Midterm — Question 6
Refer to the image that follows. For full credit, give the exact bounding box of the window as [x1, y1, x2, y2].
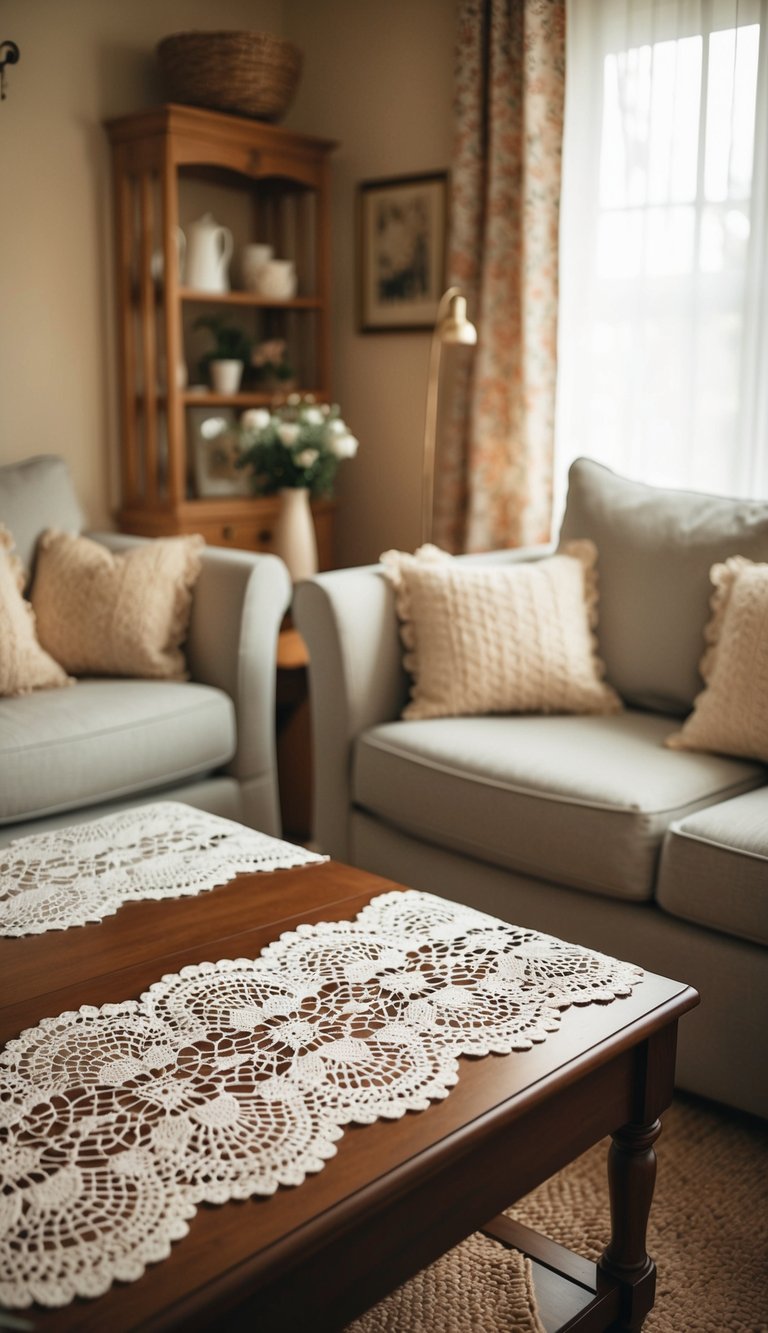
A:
[554, 0, 767, 518]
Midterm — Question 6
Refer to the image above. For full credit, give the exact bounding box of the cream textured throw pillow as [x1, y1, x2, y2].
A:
[0, 526, 72, 696]
[380, 541, 621, 720]
[667, 557, 768, 761]
[32, 532, 204, 680]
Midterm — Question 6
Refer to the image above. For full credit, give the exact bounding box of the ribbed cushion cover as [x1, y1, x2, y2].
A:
[667, 558, 768, 762]
[558, 459, 768, 714]
[32, 531, 203, 680]
[657, 789, 768, 947]
[0, 679, 236, 823]
[381, 540, 620, 720]
[352, 711, 764, 901]
[0, 529, 71, 697]
[0, 455, 83, 579]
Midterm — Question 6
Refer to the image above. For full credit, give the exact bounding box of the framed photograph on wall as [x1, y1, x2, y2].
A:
[188, 408, 251, 498]
[357, 171, 448, 332]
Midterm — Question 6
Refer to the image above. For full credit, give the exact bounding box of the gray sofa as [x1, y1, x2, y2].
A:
[0, 455, 291, 844]
[295, 459, 768, 1118]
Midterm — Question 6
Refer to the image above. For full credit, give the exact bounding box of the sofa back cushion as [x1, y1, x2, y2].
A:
[0, 455, 83, 580]
[558, 459, 768, 714]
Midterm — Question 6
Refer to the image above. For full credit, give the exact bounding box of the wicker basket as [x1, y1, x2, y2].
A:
[157, 31, 303, 122]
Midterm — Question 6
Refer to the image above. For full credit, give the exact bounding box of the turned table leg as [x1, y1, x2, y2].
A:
[597, 1118, 662, 1331]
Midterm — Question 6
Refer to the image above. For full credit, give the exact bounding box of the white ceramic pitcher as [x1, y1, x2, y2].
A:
[182, 214, 233, 292]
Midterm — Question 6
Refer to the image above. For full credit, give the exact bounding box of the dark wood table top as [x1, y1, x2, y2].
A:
[0, 860, 699, 1332]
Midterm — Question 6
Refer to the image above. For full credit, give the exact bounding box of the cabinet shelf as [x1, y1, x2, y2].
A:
[180, 289, 323, 310]
[183, 389, 328, 408]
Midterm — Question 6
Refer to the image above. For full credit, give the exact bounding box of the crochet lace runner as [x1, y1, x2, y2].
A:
[0, 802, 327, 937]
[0, 889, 643, 1309]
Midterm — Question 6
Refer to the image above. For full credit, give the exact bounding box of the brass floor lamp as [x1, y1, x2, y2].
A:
[421, 286, 477, 545]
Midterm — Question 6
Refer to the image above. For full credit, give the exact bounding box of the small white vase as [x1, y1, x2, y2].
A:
[257, 259, 298, 300]
[210, 359, 243, 394]
[241, 242, 274, 292]
[274, 487, 318, 582]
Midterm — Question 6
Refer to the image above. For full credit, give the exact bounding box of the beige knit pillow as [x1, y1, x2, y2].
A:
[32, 532, 204, 680]
[0, 526, 72, 696]
[380, 541, 621, 720]
[667, 557, 768, 761]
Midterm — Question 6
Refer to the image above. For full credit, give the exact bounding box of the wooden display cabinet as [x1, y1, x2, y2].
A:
[104, 104, 336, 564]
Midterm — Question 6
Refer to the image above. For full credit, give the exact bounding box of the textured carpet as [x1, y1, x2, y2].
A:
[347, 1094, 768, 1332]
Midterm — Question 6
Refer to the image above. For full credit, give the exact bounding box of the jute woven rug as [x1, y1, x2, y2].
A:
[347, 1094, 768, 1332]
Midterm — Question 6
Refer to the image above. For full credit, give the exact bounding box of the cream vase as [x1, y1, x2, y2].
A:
[274, 488, 318, 582]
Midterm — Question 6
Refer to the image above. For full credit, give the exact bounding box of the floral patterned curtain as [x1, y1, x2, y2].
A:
[434, 0, 566, 552]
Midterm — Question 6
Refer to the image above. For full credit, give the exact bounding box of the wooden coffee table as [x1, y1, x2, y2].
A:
[0, 859, 698, 1333]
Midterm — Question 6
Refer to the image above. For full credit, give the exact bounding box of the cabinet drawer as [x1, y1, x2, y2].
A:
[120, 500, 335, 565]
[198, 519, 277, 552]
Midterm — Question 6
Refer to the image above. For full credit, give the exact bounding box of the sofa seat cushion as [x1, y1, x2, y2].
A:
[657, 788, 768, 946]
[0, 679, 236, 824]
[352, 711, 764, 902]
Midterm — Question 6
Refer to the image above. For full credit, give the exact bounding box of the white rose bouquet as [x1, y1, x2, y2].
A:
[235, 394, 359, 497]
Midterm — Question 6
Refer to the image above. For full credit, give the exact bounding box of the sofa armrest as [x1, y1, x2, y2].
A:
[293, 542, 553, 859]
[89, 533, 291, 833]
[293, 565, 406, 859]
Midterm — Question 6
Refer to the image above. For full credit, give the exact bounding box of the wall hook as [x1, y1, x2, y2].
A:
[0, 40, 20, 101]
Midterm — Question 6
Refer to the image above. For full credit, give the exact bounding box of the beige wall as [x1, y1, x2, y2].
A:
[0, 0, 283, 528]
[0, 0, 456, 561]
[284, 0, 457, 565]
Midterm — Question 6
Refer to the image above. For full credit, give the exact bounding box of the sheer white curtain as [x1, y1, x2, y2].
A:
[554, 0, 768, 522]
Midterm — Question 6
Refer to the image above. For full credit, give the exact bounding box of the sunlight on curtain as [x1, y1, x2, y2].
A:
[437, 0, 566, 553]
[554, 0, 768, 523]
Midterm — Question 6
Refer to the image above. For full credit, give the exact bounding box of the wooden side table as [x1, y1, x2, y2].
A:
[276, 628, 312, 842]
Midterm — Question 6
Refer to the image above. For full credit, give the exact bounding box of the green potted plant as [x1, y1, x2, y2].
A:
[194, 315, 252, 393]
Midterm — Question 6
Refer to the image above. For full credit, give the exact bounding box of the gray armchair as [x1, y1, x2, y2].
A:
[0, 455, 291, 843]
[294, 459, 768, 1117]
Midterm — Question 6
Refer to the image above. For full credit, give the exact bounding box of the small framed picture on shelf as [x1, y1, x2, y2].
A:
[357, 171, 448, 332]
[188, 409, 251, 499]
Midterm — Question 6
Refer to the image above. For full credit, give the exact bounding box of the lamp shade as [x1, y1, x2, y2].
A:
[440, 294, 477, 346]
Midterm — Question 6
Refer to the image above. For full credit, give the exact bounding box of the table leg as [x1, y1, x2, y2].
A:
[597, 1117, 661, 1331]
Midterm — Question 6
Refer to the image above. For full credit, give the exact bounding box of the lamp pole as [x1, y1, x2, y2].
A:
[421, 286, 477, 546]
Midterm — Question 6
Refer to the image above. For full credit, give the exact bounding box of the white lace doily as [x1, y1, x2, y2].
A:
[0, 889, 643, 1310]
[0, 802, 327, 937]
